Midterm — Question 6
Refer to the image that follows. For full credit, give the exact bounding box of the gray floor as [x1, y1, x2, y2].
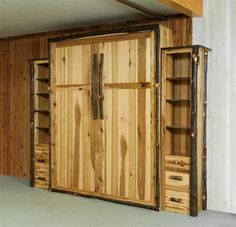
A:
[0, 175, 235, 227]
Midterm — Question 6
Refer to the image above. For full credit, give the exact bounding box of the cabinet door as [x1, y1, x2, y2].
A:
[51, 31, 157, 206]
[100, 34, 156, 206]
[51, 43, 106, 193]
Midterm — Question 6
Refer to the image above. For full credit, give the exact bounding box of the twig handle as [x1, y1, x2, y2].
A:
[98, 53, 104, 119]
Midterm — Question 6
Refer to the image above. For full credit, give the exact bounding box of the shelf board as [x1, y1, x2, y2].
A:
[39, 63, 49, 68]
[36, 127, 49, 132]
[34, 110, 50, 115]
[36, 78, 49, 83]
[36, 92, 49, 98]
[166, 125, 191, 130]
[166, 77, 190, 81]
[166, 99, 190, 103]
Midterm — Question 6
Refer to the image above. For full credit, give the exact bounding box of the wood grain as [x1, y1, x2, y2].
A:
[0, 17, 192, 180]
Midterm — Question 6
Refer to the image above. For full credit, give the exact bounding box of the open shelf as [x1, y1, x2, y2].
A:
[36, 78, 49, 83]
[166, 99, 190, 103]
[166, 76, 190, 82]
[166, 125, 191, 130]
[162, 51, 192, 158]
[36, 92, 49, 98]
[34, 110, 50, 115]
[36, 127, 49, 132]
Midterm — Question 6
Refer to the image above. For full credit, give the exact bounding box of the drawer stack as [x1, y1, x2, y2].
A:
[164, 155, 190, 214]
[34, 145, 49, 189]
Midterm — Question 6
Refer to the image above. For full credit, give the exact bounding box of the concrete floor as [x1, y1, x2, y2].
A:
[0, 175, 235, 227]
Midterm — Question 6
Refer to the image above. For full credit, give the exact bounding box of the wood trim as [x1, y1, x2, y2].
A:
[56, 82, 153, 91]
[49, 24, 163, 44]
[155, 28, 161, 211]
[55, 32, 152, 48]
[30, 61, 35, 187]
[51, 187, 159, 211]
[159, 0, 203, 17]
[190, 46, 199, 217]
[48, 44, 52, 190]
[203, 50, 208, 210]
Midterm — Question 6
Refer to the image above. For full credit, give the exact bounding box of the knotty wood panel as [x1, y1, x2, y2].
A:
[51, 32, 157, 205]
[0, 17, 192, 179]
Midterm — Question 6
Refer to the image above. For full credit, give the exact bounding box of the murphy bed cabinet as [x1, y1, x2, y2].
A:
[31, 24, 211, 216]
[49, 25, 172, 209]
[30, 59, 50, 189]
[161, 46, 209, 216]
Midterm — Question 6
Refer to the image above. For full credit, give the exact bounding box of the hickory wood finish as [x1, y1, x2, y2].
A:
[31, 60, 50, 189]
[50, 29, 170, 206]
[161, 47, 192, 215]
[0, 17, 191, 180]
[161, 46, 209, 216]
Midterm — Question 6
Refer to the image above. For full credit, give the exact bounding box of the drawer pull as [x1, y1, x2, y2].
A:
[173, 161, 185, 166]
[37, 177, 46, 181]
[170, 197, 183, 204]
[169, 175, 183, 181]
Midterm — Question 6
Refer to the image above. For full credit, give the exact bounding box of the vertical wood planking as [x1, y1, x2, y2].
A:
[137, 38, 146, 200]
[0, 18, 191, 179]
[128, 39, 138, 200]
[117, 40, 130, 197]
[111, 42, 119, 196]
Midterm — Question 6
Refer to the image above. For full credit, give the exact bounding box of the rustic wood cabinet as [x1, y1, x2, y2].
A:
[29, 25, 210, 216]
[161, 46, 209, 216]
[30, 59, 50, 189]
[49, 25, 172, 209]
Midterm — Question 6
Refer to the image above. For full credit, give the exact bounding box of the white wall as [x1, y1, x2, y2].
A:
[193, 0, 236, 214]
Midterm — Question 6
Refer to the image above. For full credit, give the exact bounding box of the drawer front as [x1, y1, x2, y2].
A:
[165, 155, 190, 171]
[165, 190, 189, 212]
[35, 145, 49, 155]
[35, 162, 49, 174]
[35, 153, 49, 164]
[35, 175, 48, 189]
[35, 169, 49, 189]
[165, 171, 189, 188]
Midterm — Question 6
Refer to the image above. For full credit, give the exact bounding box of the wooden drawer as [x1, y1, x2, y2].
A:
[35, 162, 48, 174]
[35, 153, 49, 164]
[165, 155, 190, 171]
[165, 190, 189, 213]
[35, 172, 49, 189]
[165, 171, 189, 188]
[35, 144, 49, 155]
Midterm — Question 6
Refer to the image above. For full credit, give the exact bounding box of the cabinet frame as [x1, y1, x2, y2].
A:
[29, 58, 50, 189]
[161, 45, 210, 216]
[48, 24, 173, 211]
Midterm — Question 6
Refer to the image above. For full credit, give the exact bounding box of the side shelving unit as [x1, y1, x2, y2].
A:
[161, 46, 210, 216]
[30, 59, 50, 189]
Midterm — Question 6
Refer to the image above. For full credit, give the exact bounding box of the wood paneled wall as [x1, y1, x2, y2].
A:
[0, 16, 192, 179]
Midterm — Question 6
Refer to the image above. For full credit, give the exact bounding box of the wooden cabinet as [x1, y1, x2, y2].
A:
[27, 25, 209, 216]
[161, 46, 209, 216]
[50, 25, 172, 209]
[30, 59, 50, 189]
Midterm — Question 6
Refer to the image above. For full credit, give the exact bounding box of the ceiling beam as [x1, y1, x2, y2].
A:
[159, 0, 203, 17]
[116, 0, 162, 18]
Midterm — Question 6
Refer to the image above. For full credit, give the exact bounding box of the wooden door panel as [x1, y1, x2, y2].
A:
[52, 31, 157, 206]
[104, 88, 156, 205]
[55, 89, 106, 193]
[56, 44, 93, 86]
[98, 38, 152, 84]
